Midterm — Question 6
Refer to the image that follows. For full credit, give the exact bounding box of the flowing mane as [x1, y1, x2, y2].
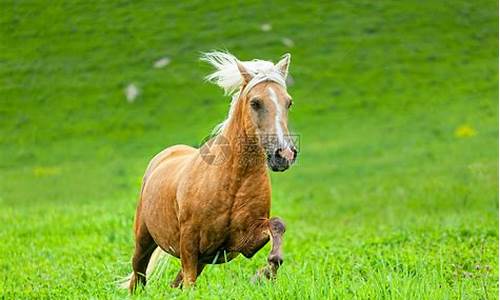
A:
[201, 51, 289, 135]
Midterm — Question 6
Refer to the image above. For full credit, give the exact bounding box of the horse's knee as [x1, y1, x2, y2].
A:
[269, 217, 286, 235]
[239, 218, 285, 259]
[267, 217, 285, 267]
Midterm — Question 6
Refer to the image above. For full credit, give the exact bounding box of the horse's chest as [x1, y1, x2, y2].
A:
[180, 170, 271, 256]
[196, 191, 270, 255]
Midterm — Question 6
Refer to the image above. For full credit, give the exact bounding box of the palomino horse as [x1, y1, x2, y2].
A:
[122, 52, 298, 292]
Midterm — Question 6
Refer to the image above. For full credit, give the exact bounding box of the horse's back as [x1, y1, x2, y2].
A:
[142, 144, 197, 188]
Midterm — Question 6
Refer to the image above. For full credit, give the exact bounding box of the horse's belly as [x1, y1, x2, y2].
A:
[199, 250, 239, 264]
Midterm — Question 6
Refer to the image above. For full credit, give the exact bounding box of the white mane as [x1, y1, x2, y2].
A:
[201, 51, 288, 135]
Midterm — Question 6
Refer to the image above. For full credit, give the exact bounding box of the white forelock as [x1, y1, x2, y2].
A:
[201, 51, 286, 96]
[201, 51, 288, 135]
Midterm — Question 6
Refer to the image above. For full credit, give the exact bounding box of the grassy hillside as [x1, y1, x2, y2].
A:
[0, 1, 498, 298]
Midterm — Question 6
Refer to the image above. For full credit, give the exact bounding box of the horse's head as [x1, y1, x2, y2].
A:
[202, 52, 298, 172]
[235, 56, 297, 172]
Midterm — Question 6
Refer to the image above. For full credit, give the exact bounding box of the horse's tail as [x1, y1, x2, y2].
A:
[118, 247, 167, 289]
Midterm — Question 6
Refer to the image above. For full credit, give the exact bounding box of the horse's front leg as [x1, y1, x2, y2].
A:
[253, 217, 286, 281]
[179, 228, 200, 287]
[170, 263, 205, 288]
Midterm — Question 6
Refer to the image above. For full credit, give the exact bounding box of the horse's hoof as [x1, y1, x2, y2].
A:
[251, 266, 275, 283]
[170, 281, 182, 289]
[267, 253, 283, 266]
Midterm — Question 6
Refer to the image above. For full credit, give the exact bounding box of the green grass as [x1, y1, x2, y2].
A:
[0, 0, 498, 299]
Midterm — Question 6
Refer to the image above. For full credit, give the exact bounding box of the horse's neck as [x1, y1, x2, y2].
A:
[219, 102, 267, 179]
[201, 95, 270, 202]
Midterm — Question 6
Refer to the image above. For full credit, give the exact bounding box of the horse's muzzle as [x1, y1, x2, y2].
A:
[267, 146, 297, 172]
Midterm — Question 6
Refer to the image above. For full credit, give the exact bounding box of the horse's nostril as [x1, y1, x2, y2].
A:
[275, 148, 282, 158]
[291, 147, 298, 159]
[276, 148, 295, 162]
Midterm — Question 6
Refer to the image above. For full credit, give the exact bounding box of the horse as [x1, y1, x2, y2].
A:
[121, 51, 298, 292]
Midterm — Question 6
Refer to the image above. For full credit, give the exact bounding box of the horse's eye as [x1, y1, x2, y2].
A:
[287, 100, 293, 109]
[250, 99, 262, 110]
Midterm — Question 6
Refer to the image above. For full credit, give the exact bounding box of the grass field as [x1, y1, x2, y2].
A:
[0, 1, 498, 299]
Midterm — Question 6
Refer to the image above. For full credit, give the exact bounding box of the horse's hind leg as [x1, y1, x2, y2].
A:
[170, 269, 183, 288]
[129, 222, 157, 293]
[253, 217, 286, 281]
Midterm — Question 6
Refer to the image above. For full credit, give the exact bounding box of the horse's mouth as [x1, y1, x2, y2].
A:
[270, 164, 289, 172]
[267, 155, 293, 172]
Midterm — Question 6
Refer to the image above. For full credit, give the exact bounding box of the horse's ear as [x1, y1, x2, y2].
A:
[275, 53, 291, 79]
[236, 61, 253, 85]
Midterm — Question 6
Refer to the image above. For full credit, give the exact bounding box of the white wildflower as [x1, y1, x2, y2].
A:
[281, 37, 294, 48]
[153, 57, 171, 68]
[260, 23, 272, 32]
[125, 84, 139, 103]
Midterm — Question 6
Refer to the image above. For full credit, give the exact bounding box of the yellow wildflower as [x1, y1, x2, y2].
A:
[454, 124, 476, 138]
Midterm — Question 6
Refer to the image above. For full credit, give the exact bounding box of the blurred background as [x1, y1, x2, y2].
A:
[0, 1, 498, 298]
